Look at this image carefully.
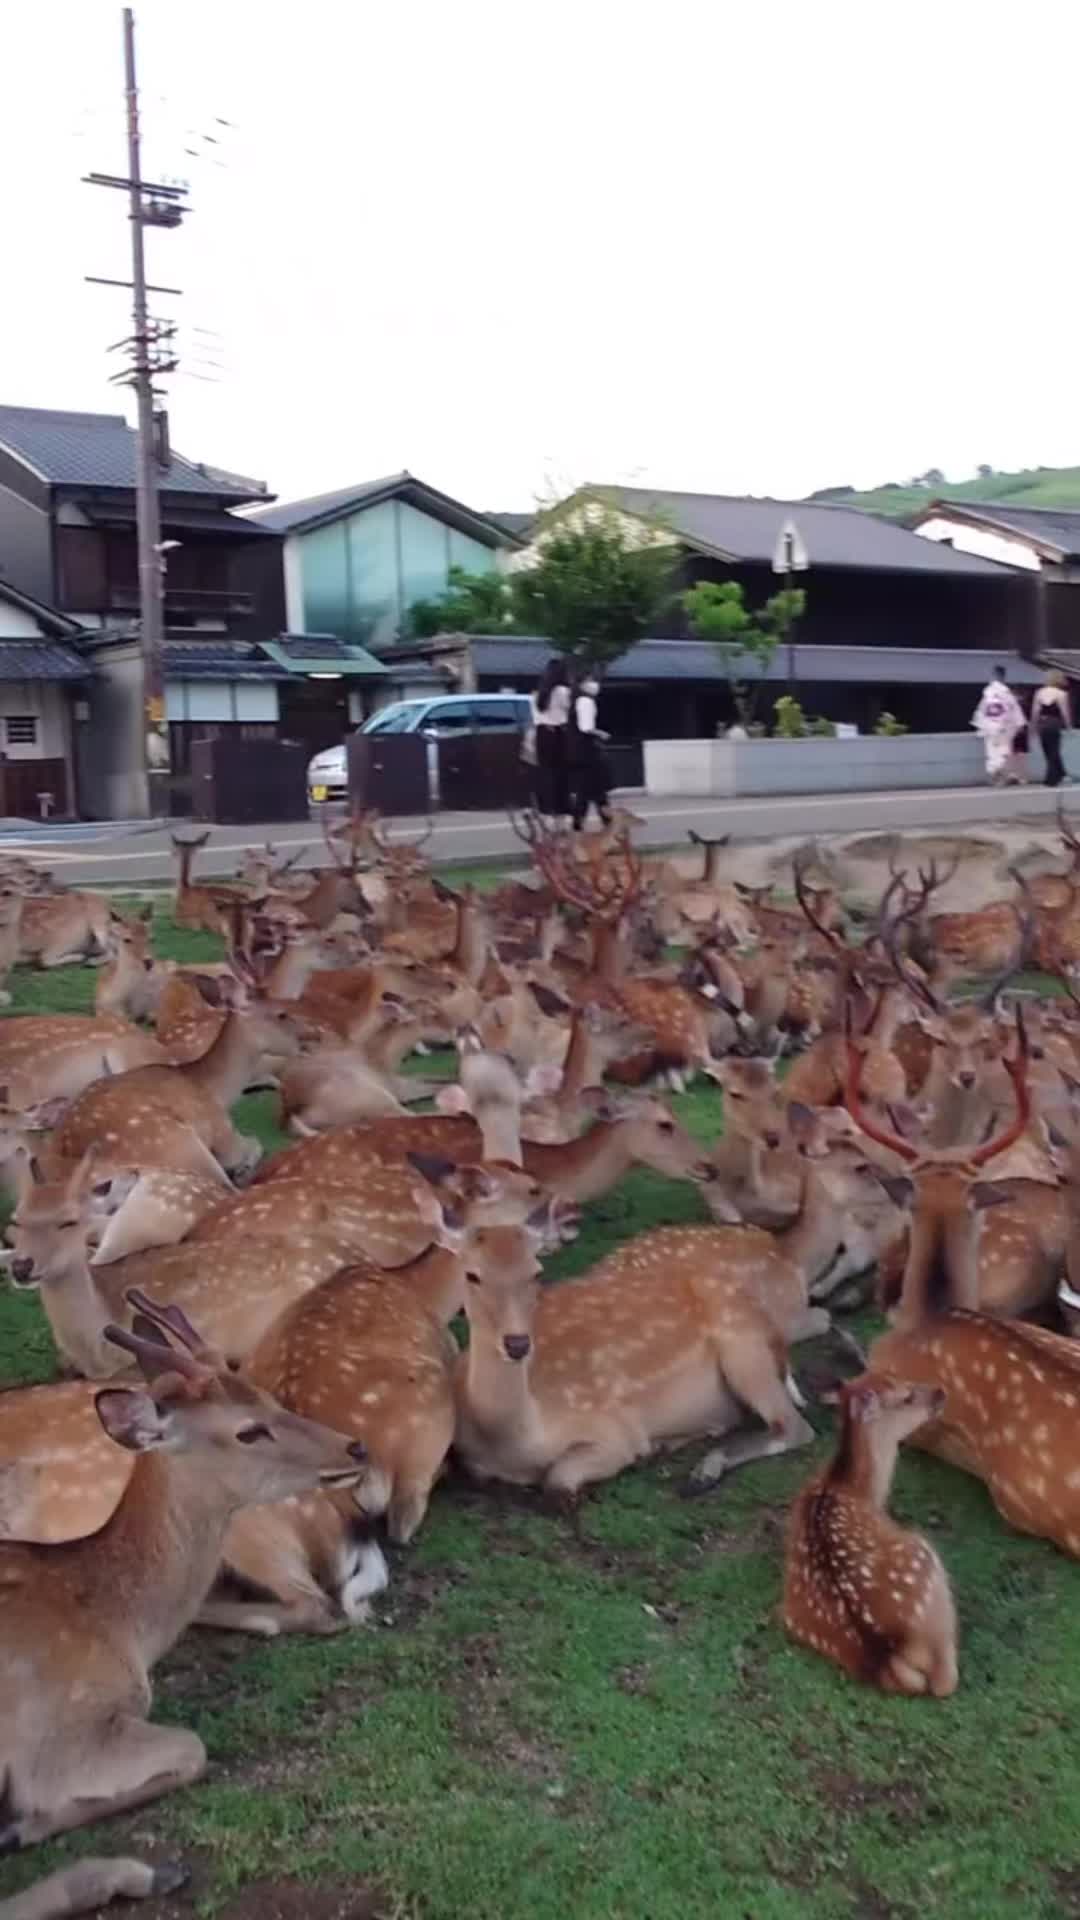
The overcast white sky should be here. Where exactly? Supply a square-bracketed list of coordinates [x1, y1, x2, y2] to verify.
[3, 0, 1077, 514]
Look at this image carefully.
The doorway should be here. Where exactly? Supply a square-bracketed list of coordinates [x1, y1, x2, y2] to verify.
[277, 677, 350, 758]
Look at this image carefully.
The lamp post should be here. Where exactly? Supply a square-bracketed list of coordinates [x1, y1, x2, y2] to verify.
[771, 517, 809, 696]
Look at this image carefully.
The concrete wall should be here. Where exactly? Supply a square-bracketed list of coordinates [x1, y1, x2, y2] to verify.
[643, 731, 1048, 797]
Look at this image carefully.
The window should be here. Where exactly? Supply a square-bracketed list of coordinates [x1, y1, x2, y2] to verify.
[361, 702, 424, 735]
[5, 716, 37, 746]
[421, 704, 473, 734]
[471, 699, 526, 731]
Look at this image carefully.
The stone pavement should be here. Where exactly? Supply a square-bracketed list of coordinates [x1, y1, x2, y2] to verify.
[2, 782, 1078, 887]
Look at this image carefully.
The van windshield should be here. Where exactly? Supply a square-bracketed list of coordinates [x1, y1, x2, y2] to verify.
[361, 703, 426, 735]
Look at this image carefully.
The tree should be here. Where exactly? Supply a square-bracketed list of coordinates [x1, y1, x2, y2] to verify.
[510, 505, 679, 671]
[407, 566, 516, 639]
[976, 463, 995, 481]
[682, 580, 806, 726]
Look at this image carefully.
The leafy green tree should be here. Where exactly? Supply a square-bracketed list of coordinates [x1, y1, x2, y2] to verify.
[511, 506, 679, 670]
[407, 566, 516, 639]
[682, 580, 806, 726]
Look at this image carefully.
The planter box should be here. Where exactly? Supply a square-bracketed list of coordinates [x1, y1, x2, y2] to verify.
[644, 732, 1045, 799]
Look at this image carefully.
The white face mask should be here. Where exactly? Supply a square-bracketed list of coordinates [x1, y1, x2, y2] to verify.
[582, 678, 599, 697]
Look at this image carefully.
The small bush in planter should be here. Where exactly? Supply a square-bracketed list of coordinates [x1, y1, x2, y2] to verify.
[806, 714, 837, 737]
[874, 711, 908, 736]
[773, 695, 806, 738]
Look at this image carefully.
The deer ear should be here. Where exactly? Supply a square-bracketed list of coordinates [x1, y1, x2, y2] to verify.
[785, 1101, 817, 1145]
[528, 980, 570, 1018]
[969, 1181, 1015, 1211]
[435, 1085, 471, 1115]
[94, 1387, 176, 1453]
[405, 1151, 459, 1189]
[848, 1383, 881, 1422]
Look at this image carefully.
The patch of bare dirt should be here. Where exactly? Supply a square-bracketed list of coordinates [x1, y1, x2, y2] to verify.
[1052, 1866, 1080, 1916]
[812, 1767, 933, 1825]
[215, 1880, 396, 1920]
[849, 1882, 914, 1920]
[449, 1631, 567, 1795]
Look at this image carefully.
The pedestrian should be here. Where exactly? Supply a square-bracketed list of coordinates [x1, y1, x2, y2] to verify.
[569, 669, 613, 831]
[971, 665, 1025, 786]
[531, 658, 572, 817]
[1032, 668, 1072, 789]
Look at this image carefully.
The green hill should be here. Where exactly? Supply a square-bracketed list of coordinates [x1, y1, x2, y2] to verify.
[808, 465, 1080, 520]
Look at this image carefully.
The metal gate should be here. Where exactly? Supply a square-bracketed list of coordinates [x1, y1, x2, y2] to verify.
[347, 734, 429, 815]
[436, 734, 531, 811]
[191, 738, 309, 824]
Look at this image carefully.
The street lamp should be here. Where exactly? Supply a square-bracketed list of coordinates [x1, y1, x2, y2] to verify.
[771, 517, 810, 695]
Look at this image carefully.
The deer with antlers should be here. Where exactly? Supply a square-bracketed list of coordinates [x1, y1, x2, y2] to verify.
[783, 1371, 958, 1695]
[843, 1005, 1067, 1326]
[0, 1294, 369, 1920]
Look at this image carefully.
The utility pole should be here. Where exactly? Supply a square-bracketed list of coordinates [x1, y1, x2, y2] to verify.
[85, 8, 187, 817]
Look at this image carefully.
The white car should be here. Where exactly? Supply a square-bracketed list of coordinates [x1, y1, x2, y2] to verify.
[306, 693, 532, 806]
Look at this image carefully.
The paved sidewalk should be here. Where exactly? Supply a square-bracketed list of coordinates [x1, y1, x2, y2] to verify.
[3, 782, 1078, 886]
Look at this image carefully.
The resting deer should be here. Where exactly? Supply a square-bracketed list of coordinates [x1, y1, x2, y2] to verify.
[170, 830, 235, 934]
[843, 1007, 1066, 1326]
[16, 888, 116, 967]
[0, 889, 24, 1004]
[870, 1311, 1080, 1559]
[0, 1014, 165, 1110]
[0, 1293, 368, 1920]
[93, 907, 161, 1021]
[43, 989, 310, 1185]
[783, 1372, 958, 1696]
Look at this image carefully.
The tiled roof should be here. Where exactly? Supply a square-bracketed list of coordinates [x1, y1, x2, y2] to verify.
[262, 637, 386, 677]
[162, 639, 291, 681]
[921, 501, 1080, 560]
[468, 635, 1042, 688]
[576, 484, 1019, 577]
[0, 639, 87, 681]
[0, 578, 83, 639]
[246, 472, 522, 547]
[0, 405, 269, 502]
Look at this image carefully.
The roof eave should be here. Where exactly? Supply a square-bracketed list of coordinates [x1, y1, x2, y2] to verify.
[917, 499, 1070, 563]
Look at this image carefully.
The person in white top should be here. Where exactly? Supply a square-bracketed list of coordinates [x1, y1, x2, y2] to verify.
[530, 659, 572, 816]
[1032, 669, 1072, 788]
[569, 671, 612, 831]
[971, 666, 1025, 786]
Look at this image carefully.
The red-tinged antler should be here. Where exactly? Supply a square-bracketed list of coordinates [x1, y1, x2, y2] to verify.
[532, 827, 643, 927]
[970, 1003, 1031, 1168]
[792, 847, 845, 954]
[878, 871, 942, 1014]
[842, 1001, 919, 1165]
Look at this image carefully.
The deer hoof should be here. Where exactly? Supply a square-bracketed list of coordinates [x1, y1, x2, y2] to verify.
[680, 1449, 727, 1497]
[152, 1862, 191, 1897]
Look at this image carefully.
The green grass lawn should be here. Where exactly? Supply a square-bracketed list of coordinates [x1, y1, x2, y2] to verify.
[3, 913, 1080, 1919]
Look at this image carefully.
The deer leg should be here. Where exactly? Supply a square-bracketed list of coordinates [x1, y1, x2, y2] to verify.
[684, 1347, 813, 1494]
[0, 1857, 188, 1920]
[196, 1594, 344, 1637]
[543, 1422, 644, 1497]
[7, 1719, 205, 1850]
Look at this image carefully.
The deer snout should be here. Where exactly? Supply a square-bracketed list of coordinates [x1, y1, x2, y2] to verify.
[503, 1333, 531, 1363]
[10, 1255, 35, 1287]
[762, 1130, 782, 1152]
[955, 1069, 976, 1091]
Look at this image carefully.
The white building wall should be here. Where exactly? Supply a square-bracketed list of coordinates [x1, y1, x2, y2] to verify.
[914, 515, 1042, 572]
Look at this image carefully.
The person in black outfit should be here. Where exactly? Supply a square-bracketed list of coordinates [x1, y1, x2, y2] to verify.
[569, 671, 612, 831]
[1032, 670, 1072, 788]
[530, 659, 572, 817]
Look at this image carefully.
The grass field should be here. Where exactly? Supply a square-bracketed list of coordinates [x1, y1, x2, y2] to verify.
[3, 909, 1080, 1920]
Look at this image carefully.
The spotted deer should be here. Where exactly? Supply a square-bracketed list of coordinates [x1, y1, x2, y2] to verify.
[0, 1294, 368, 1920]
[16, 887, 117, 967]
[843, 1007, 1066, 1326]
[870, 1311, 1080, 1559]
[451, 1204, 822, 1498]
[93, 906, 160, 1021]
[170, 829, 234, 934]
[0, 889, 24, 1004]
[43, 989, 311, 1185]
[0, 1013, 165, 1110]
[783, 1372, 957, 1695]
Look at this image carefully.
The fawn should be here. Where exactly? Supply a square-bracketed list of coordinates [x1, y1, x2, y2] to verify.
[783, 1371, 958, 1696]
[0, 1293, 367, 1920]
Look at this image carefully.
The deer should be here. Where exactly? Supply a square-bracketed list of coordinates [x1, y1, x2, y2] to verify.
[87, 1167, 229, 1264]
[842, 1005, 1067, 1328]
[0, 1293, 369, 1920]
[451, 1202, 822, 1499]
[170, 830, 235, 934]
[870, 1310, 1080, 1560]
[93, 905, 161, 1022]
[0, 1013, 165, 1110]
[15, 886, 117, 968]
[0, 889, 24, 1004]
[42, 985, 312, 1186]
[251, 1088, 721, 1211]
[6, 1148, 388, 1379]
[783, 1371, 958, 1696]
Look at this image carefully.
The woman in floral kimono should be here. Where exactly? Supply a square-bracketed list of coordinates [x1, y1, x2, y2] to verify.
[972, 667, 1025, 785]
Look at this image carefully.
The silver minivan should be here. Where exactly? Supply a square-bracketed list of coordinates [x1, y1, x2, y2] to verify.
[306, 693, 532, 806]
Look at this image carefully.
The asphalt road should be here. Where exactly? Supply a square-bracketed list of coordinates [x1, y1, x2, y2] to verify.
[1, 782, 1078, 887]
